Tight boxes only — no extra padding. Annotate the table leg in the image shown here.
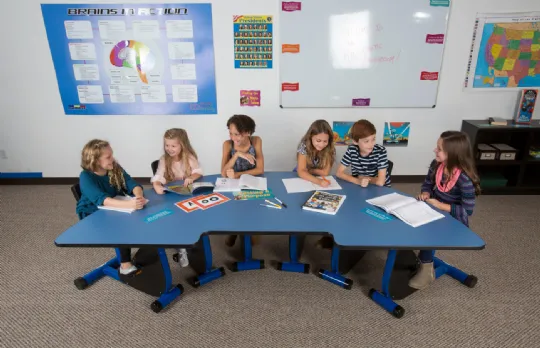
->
[276,235,310,273]
[434,256,478,288]
[232,235,264,271]
[368,250,406,318]
[149,248,184,313]
[192,235,226,287]
[317,245,354,289]
[74,247,184,313]
[369,250,478,318]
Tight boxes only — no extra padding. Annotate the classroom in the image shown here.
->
[1,0,539,347]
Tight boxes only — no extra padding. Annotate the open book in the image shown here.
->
[214,174,267,192]
[164,182,214,196]
[282,176,342,193]
[366,192,444,228]
[302,191,346,215]
[98,195,149,214]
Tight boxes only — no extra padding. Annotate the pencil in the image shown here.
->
[260,204,281,209]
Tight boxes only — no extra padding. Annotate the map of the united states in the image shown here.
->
[482,23,540,88]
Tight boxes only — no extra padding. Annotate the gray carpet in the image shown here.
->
[0,184,539,348]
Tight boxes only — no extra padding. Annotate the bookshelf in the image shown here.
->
[461,120,540,195]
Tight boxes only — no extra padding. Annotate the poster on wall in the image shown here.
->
[332,121,354,146]
[240,90,261,106]
[41,3,217,115]
[233,15,273,69]
[383,122,410,147]
[464,12,540,90]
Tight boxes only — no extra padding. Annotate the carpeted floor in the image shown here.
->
[0,184,539,348]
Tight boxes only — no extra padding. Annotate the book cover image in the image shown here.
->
[303,191,345,214]
[515,89,537,124]
[233,189,273,200]
[383,122,410,147]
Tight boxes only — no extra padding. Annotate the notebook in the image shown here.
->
[302,191,346,215]
[97,195,149,214]
[366,192,444,228]
[164,182,214,196]
[214,174,267,192]
[282,176,342,193]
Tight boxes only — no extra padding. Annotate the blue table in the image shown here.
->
[56,172,485,316]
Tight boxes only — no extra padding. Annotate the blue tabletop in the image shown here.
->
[55,172,485,250]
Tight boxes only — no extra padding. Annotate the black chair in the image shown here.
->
[71,183,82,202]
[387,160,394,177]
[151,160,159,175]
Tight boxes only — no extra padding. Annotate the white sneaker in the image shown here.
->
[119,265,138,275]
[408,262,435,290]
[179,249,189,268]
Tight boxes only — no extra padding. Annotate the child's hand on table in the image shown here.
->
[417,192,430,201]
[154,184,165,195]
[226,169,236,179]
[319,178,330,187]
[183,177,194,187]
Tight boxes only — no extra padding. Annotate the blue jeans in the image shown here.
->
[419,250,434,263]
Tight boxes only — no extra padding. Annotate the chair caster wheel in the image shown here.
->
[172,253,179,263]
[151,301,163,313]
[74,277,88,290]
[464,275,478,288]
[392,305,405,318]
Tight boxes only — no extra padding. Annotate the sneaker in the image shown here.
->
[119,264,138,276]
[179,249,189,268]
[408,262,435,290]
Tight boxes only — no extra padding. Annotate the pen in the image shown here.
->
[274,197,287,208]
[260,204,281,209]
[265,199,281,208]
[322,177,331,185]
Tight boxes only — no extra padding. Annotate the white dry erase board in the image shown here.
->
[279,0,451,108]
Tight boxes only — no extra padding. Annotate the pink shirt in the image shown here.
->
[151,155,203,185]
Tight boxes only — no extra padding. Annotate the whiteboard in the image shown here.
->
[279,0,451,108]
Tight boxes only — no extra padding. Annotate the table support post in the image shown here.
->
[317,245,353,289]
[232,235,265,271]
[276,235,310,273]
[192,235,226,287]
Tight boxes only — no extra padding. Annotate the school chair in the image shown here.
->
[71,184,82,202]
[387,160,394,176]
[151,160,159,175]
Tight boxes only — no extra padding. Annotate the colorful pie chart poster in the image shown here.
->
[41,3,217,115]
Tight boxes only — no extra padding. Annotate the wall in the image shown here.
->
[1,0,539,177]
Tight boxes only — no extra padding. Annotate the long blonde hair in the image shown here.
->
[163,128,198,182]
[80,139,126,192]
[299,120,335,169]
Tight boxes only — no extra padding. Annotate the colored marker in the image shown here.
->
[260,204,281,209]
[265,199,281,208]
[274,197,287,208]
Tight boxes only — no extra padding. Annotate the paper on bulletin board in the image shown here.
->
[332,121,355,146]
[383,122,410,147]
[233,15,273,69]
[240,90,261,106]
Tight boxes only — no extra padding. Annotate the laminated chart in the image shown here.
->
[41,3,217,115]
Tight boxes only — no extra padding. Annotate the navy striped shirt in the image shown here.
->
[421,160,476,227]
[340,144,391,186]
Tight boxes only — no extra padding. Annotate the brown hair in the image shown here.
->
[227,114,256,135]
[432,131,481,195]
[80,139,126,192]
[351,119,376,142]
[163,128,198,182]
[299,120,335,169]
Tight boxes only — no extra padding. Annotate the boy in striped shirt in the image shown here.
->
[337,119,391,187]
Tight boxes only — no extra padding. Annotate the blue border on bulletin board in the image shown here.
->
[41,3,217,115]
